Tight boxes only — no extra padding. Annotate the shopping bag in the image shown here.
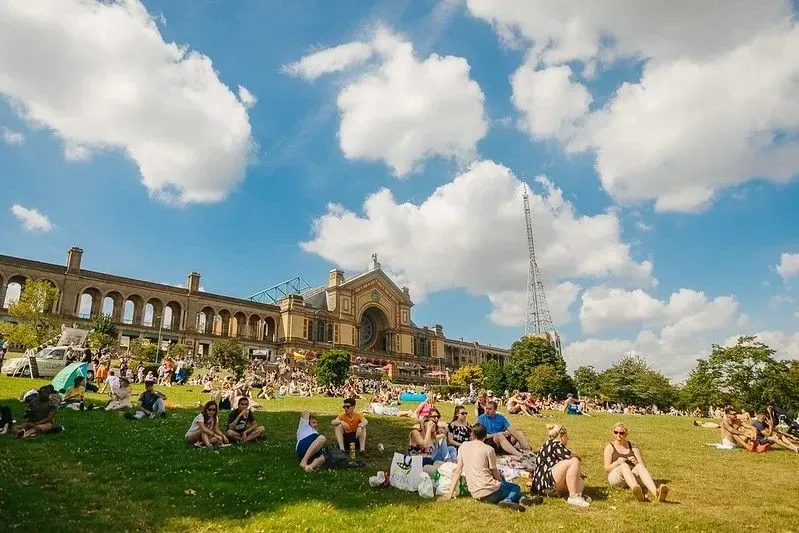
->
[418,472,435,498]
[389,453,423,491]
[435,462,459,497]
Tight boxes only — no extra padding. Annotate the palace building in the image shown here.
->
[0,247,508,380]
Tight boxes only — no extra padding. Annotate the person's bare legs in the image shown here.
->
[356,427,367,452]
[300,435,326,471]
[334,425,346,451]
[226,430,242,443]
[632,464,658,495]
[493,434,522,456]
[552,457,582,497]
[508,429,530,450]
[244,425,265,442]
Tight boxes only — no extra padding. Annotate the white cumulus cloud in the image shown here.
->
[1,127,24,145]
[777,252,799,280]
[237,86,257,109]
[285,26,488,176]
[10,204,53,232]
[302,160,652,329]
[468,1,799,212]
[0,0,254,204]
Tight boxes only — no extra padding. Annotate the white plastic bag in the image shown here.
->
[435,462,459,497]
[418,472,435,498]
[389,453,423,492]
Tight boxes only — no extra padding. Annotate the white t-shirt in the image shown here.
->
[186,413,211,438]
[296,416,318,449]
[106,375,120,394]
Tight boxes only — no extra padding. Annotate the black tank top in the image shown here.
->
[610,441,635,463]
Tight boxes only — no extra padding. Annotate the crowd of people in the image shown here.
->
[4,355,799,515]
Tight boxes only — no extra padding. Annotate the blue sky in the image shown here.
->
[2,0,799,377]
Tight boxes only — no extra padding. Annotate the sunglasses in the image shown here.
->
[457,411,467,415]
[430,415,440,419]
[613,430,626,435]
[343,405,354,408]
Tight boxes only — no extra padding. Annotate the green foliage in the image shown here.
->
[573,365,600,397]
[505,336,567,391]
[0,280,62,348]
[526,365,561,396]
[449,364,484,388]
[90,314,119,338]
[204,339,249,379]
[598,354,676,409]
[429,385,467,396]
[167,343,189,360]
[129,338,158,363]
[314,348,351,387]
[481,359,506,394]
[679,359,723,410]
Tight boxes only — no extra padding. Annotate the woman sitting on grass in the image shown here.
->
[603,422,668,502]
[447,406,472,448]
[409,409,454,471]
[532,424,591,508]
[185,401,228,448]
[106,378,132,411]
[413,392,437,421]
[61,376,86,410]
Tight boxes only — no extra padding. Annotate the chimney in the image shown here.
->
[402,286,410,299]
[434,324,443,336]
[187,272,201,294]
[66,247,83,273]
[328,269,345,288]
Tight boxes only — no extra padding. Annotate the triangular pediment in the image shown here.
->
[340,269,413,306]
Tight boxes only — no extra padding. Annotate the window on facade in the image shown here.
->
[334,324,340,343]
[302,319,309,340]
[414,337,430,358]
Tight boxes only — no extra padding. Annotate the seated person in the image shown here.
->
[61,376,87,410]
[297,410,326,472]
[477,401,531,457]
[506,391,524,415]
[440,423,541,511]
[753,410,799,453]
[14,386,57,439]
[564,394,583,415]
[719,406,752,448]
[447,406,473,449]
[603,422,668,502]
[531,424,590,508]
[126,379,166,420]
[226,397,265,443]
[106,378,133,411]
[331,398,368,453]
[0,405,12,434]
[186,401,228,448]
[408,409,454,473]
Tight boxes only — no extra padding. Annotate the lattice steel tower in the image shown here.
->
[522,183,555,335]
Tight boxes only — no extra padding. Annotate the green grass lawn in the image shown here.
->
[1,375,797,533]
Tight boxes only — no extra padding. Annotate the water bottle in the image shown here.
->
[349,442,357,462]
[459,475,468,497]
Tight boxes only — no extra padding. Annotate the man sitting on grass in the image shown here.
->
[753,410,799,453]
[331,398,367,454]
[297,410,326,472]
[226,397,265,443]
[15,386,57,439]
[477,401,531,457]
[440,423,541,511]
[125,379,166,420]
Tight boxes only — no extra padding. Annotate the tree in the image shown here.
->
[573,365,600,398]
[204,339,249,379]
[481,359,506,394]
[129,338,158,363]
[705,336,776,411]
[679,359,723,410]
[526,365,562,396]
[0,280,62,348]
[632,370,678,409]
[505,336,567,391]
[87,314,119,351]
[598,353,676,408]
[167,343,189,360]
[314,348,351,387]
[450,364,484,388]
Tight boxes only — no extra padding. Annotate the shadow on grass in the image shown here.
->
[0,401,445,531]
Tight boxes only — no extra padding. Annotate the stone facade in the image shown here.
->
[0,247,509,372]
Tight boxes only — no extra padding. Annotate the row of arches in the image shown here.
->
[1,273,62,311]
[195,306,277,342]
[76,289,183,331]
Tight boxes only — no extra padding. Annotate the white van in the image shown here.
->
[1,346,86,378]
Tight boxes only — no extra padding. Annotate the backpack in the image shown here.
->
[321,446,364,469]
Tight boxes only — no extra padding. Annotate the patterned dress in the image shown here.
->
[532,439,572,494]
[447,422,472,445]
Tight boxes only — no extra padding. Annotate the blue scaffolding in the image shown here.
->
[247,276,313,304]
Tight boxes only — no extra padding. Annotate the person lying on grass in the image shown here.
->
[226,397,265,444]
[477,401,531,458]
[532,424,591,508]
[440,423,542,512]
[603,422,669,502]
[297,410,326,472]
[14,386,57,439]
[332,398,367,454]
[186,401,229,448]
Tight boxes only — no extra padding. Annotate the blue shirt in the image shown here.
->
[478,413,510,434]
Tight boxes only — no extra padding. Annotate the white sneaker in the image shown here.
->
[567,495,590,508]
